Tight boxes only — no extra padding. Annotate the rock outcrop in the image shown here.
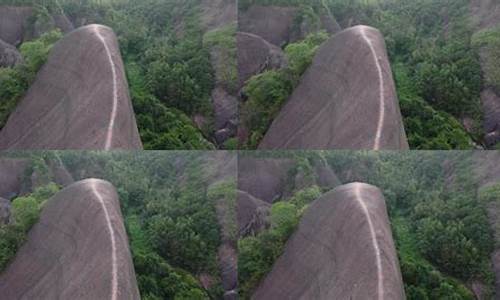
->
[252,183,405,299]
[0,38,22,67]
[237,190,270,237]
[0,197,11,225]
[0,158,29,200]
[239,5,300,47]
[237,32,288,87]
[238,157,296,203]
[259,25,409,150]
[0,24,142,150]
[0,179,140,300]
[0,6,33,46]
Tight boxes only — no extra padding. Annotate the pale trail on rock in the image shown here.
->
[93,25,118,150]
[90,180,118,300]
[353,183,384,300]
[360,26,385,151]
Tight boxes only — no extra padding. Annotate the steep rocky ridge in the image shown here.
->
[252,183,405,299]
[259,25,409,150]
[0,24,142,150]
[0,179,140,299]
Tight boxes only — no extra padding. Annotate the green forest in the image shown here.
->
[237,151,496,299]
[0,151,234,299]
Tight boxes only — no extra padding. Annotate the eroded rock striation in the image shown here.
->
[259,25,409,150]
[0,197,11,225]
[252,182,405,300]
[237,190,270,237]
[0,179,140,300]
[0,24,142,150]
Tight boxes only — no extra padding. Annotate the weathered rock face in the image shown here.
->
[213,87,238,132]
[253,183,405,300]
[238,157,295,203]
[0,6,34,46]
[218,243,238,300]
[237,190,270,237]
[237,31,288,87]
[239,5,299,47]
[259,25,409,150]
[200,0,237,32]
[0,158,29,200]
[0,38,22,67]
[0,179,140,300]
[0,24,143,150]
[0,197,11,225]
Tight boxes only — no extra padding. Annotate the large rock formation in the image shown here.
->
[0,179,140,299]
[259,25,409,150]
[252,183,405,299]
[0,158,29,200]
[0,38,22,67]
[0,24,142,150]
[0,6,33,46]
[237,32,288,87]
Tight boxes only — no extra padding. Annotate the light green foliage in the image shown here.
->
[242,70,293,148]
[285,31,328,77]
[288,185,322,210]
[238,187,310,298]
[0,182,60,272]
[203,25,238,93]
[472,27,500,90]
[0,30,62,130]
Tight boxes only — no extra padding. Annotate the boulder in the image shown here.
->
[238,157,296,203]
[0,24,143,150]
[253,183,405,299]
[213,87,238,131]
[237,190,270,237]
[0,39,22,67]
[239,5,299,47]
[0,197,11,225]
[259,25,409,150]
[0,6,34,46]
[0,179,140,299]
[237,32,288,87]
[0,158,30,200]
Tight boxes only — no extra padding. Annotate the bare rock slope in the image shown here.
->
[0,24,142,150]
[253,183,405,299]
[0,179,140,300]
[259,26,409,150]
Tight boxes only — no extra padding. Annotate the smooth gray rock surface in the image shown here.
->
[0,24,142,150]
[259,25,409,150]
[0,179,140,300]
[252,183,405,300]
